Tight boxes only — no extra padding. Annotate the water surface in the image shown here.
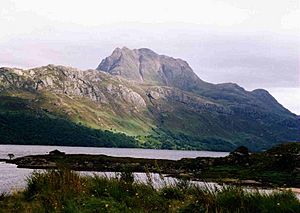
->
[0,144,228,160]
[0,145,228,193]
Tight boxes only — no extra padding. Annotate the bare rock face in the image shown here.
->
[105,83,146,108]
[0,68,35,90]
[0,65,146,108]
[118,85,146,108]
[146,86,231,114]
[97,47,204,91]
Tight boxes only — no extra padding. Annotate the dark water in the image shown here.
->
[0,145,228,193]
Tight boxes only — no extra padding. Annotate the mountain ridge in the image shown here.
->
[0,47,299,151]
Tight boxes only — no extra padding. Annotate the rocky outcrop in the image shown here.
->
[0,65,146,108]
[146,86,232,114]
[230,146,249,156]
[106,83,146,108]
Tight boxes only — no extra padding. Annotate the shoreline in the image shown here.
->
[5,142,300,188]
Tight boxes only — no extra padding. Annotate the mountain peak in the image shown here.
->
[134,48,157,55]
[97,47,203,90]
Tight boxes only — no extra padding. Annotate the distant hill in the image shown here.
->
[0,47,298,151]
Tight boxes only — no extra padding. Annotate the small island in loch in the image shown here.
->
[5,142,300,188]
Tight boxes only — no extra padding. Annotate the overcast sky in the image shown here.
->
[0,0,299,113]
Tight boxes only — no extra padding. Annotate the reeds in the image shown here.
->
[0,169,299,213]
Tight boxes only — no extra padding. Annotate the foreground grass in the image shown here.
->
[0,169,299,213]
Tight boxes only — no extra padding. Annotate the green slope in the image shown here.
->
[0,95,139,148]
[0,63,299,152]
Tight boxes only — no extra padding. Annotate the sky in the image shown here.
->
[0,0,299,114]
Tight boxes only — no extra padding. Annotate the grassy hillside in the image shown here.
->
[0,65,299,151]
[0,89,298,151]
[0,95,139,148]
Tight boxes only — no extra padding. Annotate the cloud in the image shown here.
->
[268,87,300,114]
[3,0,252,26]
[281,9,300,30]
[0,0,299,113]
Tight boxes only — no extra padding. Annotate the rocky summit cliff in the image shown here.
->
[97,47,206,91]
[0,47,299,151]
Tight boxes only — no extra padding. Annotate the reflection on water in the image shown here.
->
[0,162,33,193]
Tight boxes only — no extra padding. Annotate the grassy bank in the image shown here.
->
[0,169,299,213]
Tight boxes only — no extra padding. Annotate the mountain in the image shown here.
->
[97,47,207,91]
[0,47,299,151]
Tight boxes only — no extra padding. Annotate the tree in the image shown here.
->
[8,153,14,160]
